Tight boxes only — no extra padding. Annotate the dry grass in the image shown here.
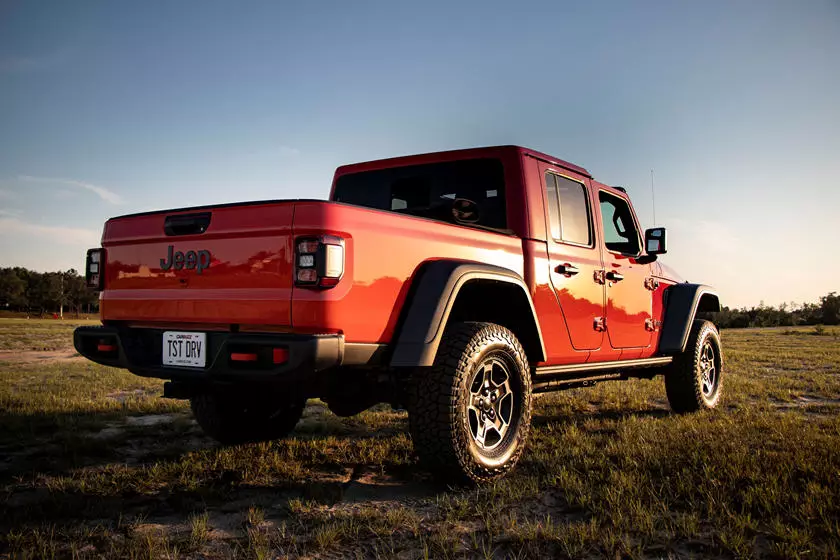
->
[0,318,100,352]
[1,321,839,558]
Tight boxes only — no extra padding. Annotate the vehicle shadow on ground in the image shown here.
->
[0,403,675,532]
[531,406,672,429]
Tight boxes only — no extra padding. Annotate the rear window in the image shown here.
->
[333,159,507,230]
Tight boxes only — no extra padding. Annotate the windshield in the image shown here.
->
[333,158,507,230]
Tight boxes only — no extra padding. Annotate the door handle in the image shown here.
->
[606,271,624,282]
[555,263,580,277]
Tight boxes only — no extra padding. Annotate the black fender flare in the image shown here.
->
[389,260,546,367]
[658,283,721,355]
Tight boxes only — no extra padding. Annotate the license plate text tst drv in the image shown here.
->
[162,331,207,368]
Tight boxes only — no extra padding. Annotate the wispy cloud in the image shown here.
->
[18,175,124,205]
[278,145,301,157]
[0,209,23,217]
[0,217,99,246]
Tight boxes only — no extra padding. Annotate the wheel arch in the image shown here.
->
[389,260,546,367]
[658,283,721,355]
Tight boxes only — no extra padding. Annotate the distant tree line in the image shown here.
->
[714,292,839,328]
[0,265,837,326]
[0,267,99,316]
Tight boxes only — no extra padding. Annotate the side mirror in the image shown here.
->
[644,227,667,255]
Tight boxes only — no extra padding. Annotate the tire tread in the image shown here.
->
[409,322,532,484]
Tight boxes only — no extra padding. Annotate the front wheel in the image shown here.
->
[665,320,724,413]
[409,322,533,484]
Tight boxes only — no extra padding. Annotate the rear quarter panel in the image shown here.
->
[292,202,524,343]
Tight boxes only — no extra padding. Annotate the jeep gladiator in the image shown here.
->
[75,145,723,483]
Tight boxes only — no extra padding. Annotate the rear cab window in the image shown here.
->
[333,159,508,231]
[544,172,593,246]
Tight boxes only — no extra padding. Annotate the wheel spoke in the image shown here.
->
[485,424,502,446]
[466,356,517,451]
[475,419,487,446]
[698,341,718,397]
[483,363,493,389]
[468,402,481,417]
[497,393,513,426]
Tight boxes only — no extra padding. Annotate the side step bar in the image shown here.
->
[532,356,672,393]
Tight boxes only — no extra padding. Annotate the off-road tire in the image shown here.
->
[665,320,723,413]
[409,322,532,484]
[190,393,306,445]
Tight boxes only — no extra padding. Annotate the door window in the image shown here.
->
[545,173,593,246]
[599,192,640,255]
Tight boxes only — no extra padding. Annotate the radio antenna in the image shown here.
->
[650,168,657,226]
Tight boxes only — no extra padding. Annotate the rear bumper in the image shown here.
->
[73,325,344,382]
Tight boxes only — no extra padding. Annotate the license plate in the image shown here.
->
[162,331,207,368]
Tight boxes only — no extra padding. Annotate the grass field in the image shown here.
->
[0,320,838,559]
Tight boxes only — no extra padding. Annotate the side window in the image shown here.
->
[544,172,592,246]
[555,176,592,245]
[544,173,561,240]
[599,191,640,254]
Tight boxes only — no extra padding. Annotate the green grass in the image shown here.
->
[0,318,100,352]
[1,322,839,558]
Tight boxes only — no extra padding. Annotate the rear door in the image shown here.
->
[597,190,654,350]
[538,162,605,351]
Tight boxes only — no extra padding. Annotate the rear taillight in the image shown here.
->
[85,248,105,290]
[295,235,345,288]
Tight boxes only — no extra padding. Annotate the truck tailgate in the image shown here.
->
[100,201,296,326]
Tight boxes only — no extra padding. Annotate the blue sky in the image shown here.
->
[1,0,838,308]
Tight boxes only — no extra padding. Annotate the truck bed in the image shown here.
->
[100,199,525,344]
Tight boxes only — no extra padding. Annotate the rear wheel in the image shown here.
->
[190,392,305,445]
[665,320,723,413]
[409,322,532,484]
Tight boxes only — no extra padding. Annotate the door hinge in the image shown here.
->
[594,317,606,332]
[644,277,660,291]
[594,270,606,285]
[645,318,662,332]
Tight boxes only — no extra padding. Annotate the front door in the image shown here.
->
[597,190,653,349]
[539,163,605,351]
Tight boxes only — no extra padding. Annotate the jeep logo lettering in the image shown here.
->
[160,245,211,274]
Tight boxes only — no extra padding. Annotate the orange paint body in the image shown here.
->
[97,146,679,366]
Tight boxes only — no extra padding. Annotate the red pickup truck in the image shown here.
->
[75,146,722,483]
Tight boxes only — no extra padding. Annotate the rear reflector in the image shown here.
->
[97,343,116,352]
[230,352,258,362]
[297,268,317,283]
[272,348,289,364]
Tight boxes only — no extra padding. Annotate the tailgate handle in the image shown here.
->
[164,212,211,236]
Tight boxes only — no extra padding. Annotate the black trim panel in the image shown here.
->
[389,261,546,367]
[74,325,343,382]
[535,356,672,377]
[343,343,388,366]
[658,284,721,354]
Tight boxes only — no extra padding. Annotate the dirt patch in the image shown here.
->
[124,413,181,427]
[0,350,84,364]
[773,395,840,409]
[342,466,437,504]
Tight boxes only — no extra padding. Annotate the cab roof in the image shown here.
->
[335,145,591,179]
